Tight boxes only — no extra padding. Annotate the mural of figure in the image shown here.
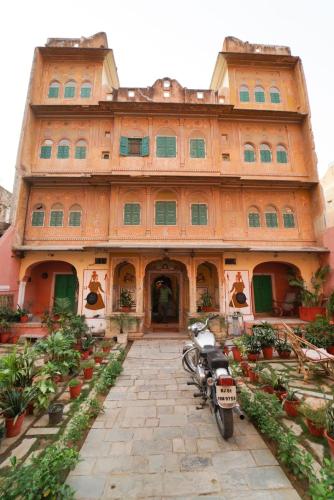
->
[229,271,248,308]
[85,271,105,310]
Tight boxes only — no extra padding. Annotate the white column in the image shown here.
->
[17,281,27,308]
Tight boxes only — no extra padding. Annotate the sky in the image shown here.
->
[1,0,334,192]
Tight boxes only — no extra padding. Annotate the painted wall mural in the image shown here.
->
[224,270,252,315]
[83,270,108,317]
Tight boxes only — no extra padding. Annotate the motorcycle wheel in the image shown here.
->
[214,406,233,440]
[183,348,198,373]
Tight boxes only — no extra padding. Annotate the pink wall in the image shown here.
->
[0,226,20,306]
[322,228,334,294]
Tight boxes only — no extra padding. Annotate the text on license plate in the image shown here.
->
[216,386,237,407]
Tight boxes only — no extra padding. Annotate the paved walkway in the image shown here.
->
[68,340,300,499]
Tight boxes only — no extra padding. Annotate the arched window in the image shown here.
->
[75,140,87,159]
[50,204,63,227]
[248,207,261,227]
[190,138,205,158]
[265,206,278,228]
[260,144,272,163]
[283,207,295,228]
[31,204,45,227]
[276,144,288,163]
[80,82,92,98]
[270,87,281,104]
[57,140,70,159]
[254,86,265,103]
[239,85,250,102]
[48,81,60,98]
[64,80,76,99]
[40,139,53,159]
[244,143,256,162]
[69,204,82,227]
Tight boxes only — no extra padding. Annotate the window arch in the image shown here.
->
[283,207,295,228]
[248,206,261,227]
[254,86,265,103]
[276,144,288,164]
[69,204,82,227]
[270,86,281,104]
[80,82,92,98]
[48,81,60,98]
[50,203,64,227]
[239,85,250,102]
[260,143,272,163]
[265,205,278,228]
[190,137,205,158]
[244,143,256,162]
[75,140,87,159]
[57,140,70,159]
[40,139,53,159]
[64,80,76,99]
[31,204,45,227]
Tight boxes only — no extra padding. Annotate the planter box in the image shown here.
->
[299,306,326,322]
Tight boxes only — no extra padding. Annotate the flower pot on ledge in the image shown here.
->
[299,306,326,322]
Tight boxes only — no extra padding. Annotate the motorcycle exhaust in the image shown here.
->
[233,405,245,420]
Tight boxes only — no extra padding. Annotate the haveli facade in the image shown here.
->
[9,33,327,337]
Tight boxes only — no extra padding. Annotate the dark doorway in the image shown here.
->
[151,274,179,324]
[253,275,273,313]
[54,274,77,313]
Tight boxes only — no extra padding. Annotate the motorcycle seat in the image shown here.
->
[207,349,229,370]
[200,346,218,356]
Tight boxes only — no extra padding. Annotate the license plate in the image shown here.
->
[216,385,237,408]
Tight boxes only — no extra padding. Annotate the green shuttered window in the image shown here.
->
[64,86,75,98]
[277,150,288,163]
[80,87,91,98]
[255,91,265,103]
[155,201,176,225]
[156,137,176,157]
[57,146,70,159]
[260,149,272,163]
[40,145,52,159]
[75,146,86,159]
[265,212,278,228]
[190,139,205,158]
[119,137,149,156]
[124,203,140,225]
[248,213,260,227]
[32,211,44,227]
[191,204,207,225]
[244,149,255,162]
[270,92,280,103]
[283,213,295,228]
[69,211,81,227]
[50,210,63,227]
[240,91,250,102]
[48,86,59,98]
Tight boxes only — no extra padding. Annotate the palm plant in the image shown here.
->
[0,347,37,389]
[0,387,36,422]
[288,265,330,307]
[260,367,287,390]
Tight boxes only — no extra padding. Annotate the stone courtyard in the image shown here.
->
[67,340,300,499]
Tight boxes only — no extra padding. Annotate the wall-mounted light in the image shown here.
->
[41,272,48,279]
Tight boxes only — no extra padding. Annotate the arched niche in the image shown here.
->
[113,261,136,311]
[196,262,219,312]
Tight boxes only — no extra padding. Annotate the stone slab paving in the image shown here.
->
[68,340,301,499]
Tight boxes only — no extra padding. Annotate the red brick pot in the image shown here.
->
[94,355,103,364]
[69,383,82,399]
[81,351,90,360]
[10,335,20,344]
[324,430,334,457]
[262,347,274,360]
[306,418,324,437]
[5,411,26,438]
[275,388,287,401]
[102,346,111,354]
[0,332,11,343]
[83,367,94,380]
[261,385,274,394]
[231,347,242,362]
[299,306,326,322]
[278,350,291,359]
[248,369,259,383]
[20,315,29,323]
[240,361,249,376]
[247,353,260,362]
[283,398,300,418]
[326,346,334,355]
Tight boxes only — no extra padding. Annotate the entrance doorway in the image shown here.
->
[54,274,77,313]
[151,274,179,325]
[253,275,273,313]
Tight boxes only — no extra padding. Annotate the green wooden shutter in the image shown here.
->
[50,210,63,227]
[248,213,260,227]
[190,139,205,158]
[244,150,255,162]
[265,213,278,228]
[192,204,207,225]
[277,150,287,163]
[155,201,176,225]
[255,91,265,103]
[166,201,176,224]
[283,213,295,228]
[270,92,280,103]
[75,146,86,159]
[260,150,271,163]
[124,203,140,225]
[156,137,176,157]
[80,87,91,98]
[64,86,75,98]
[120,136,129,156]
[155,201,166,224]
[140,137,149,157]
[32,211,44,226]
[40,145,52,159]
[240,91,249,102]
[156,137,166,157]
[166,137,176,157]
[69,211,81,226]
[57,146,70,159]
[48,87,59,98]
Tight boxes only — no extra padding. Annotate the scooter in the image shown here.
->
[182,315,244,439]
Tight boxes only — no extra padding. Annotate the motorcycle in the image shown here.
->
[182,315,244,439]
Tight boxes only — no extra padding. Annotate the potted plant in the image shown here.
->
[325,404,334,456]
[253,322,276,360]
[0,387,34,437]
[119,288,135,312]
[230,337,245,362]
[200,291,214,312]
[81,334,95,359]
[32,376,56,412]
[94,350,105,364]
[247,363,259,383]
[304,316,332,349]
[0,319,11,343]
[68,378,82,399]
[300,402,326,437]
[48,402,64,425]
[289,265,329,321]
[275,337,292,359]
[0,421,5,446]
[282,388,301,417]
[101,339,113,354]
[243,335,262,361]
[17,306,30,323]
[81,359,95,380]
[260,367,287,399]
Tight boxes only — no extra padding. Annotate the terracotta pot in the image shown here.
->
[102,346,111,354]
[94,356,103,364]
[240,361,249,375]
[0,332,11,343]
[326,346,334,355]
[262,347,274,360]
[306,418,324,437]
[275,389,287,401]
[5,411,26,438]
[278,350,291,359]
[223,346,229,356]
[249,369,259,383]
[299,306,326,322]
[69,383,82,399]
[120,307,131,312]
[26,402,34,415]
[83,367,94,380]
[81,350,90,360]
[262,385,274,394]
[231,347,242,362]
[20,315,29,323]
[324,429,334,457]
[283,398,300,418]
[247,353,260,362]
[10,335,19,344]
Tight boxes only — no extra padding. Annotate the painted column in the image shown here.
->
[136,256,144,314]
[17,280,27,308]
[188,258,197,314]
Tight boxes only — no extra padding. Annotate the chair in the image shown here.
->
[272,292,298,317]
[281,322,334,380]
